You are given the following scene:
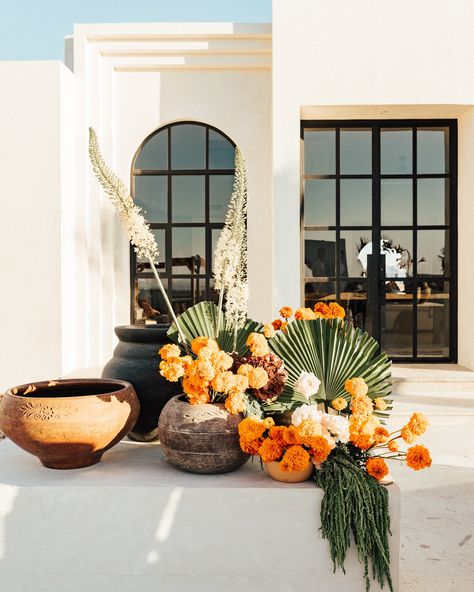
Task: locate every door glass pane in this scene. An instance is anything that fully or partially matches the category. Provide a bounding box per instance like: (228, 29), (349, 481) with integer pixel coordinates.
(171, 124), (206, 169)
(210, 175), (234, 222)
(417, 178), (448, 226)
(134, 176), (167, 223)
(134, 130), (168, 170)
(208, 130), (235, 169)
(172, 176), (205, 222)
(340, 231), (372, 277)
(340, 128), (372, 174)
(134, 278), (169, 324)
(304, 129), (336, 175)
(417, 229), (447, 276)
(381, 128), (412, 174)
(417, 279), (449, 357)
(381, 179), (412, 225)
(381, 230), (413, 279)
(339, 280), (367, 331)
(417, 127), (449, 174)
(172, 277), (206, 314)
(340, 179), (372, 226)
(304, 281), (336, 309)
(381, 292), (414, 358)
(136, 229), (166, 272)
(172, 227), (206, 274)
(304, 231), (336, 277)
(304, 179), (335, 226)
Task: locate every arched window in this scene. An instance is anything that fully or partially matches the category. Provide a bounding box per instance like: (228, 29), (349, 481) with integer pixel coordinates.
(131, 121), (236, 324)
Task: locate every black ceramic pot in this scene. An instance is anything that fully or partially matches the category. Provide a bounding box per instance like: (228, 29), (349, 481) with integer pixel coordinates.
(102, 325), (181, 442)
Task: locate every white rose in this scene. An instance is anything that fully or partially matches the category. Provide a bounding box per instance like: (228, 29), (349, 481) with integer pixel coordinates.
(321, 413), (350, 443)
(291, 403), (322, 426)
(294, 371), (321, 400)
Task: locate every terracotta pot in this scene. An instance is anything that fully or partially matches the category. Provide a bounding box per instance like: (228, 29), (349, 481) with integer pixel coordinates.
(102, 325), (181, 442)
(264, 460), (314, 483)
(0, 379), (140, 469)
(158, 395), (249, 474)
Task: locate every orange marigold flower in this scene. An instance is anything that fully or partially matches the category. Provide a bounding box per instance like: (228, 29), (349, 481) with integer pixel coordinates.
(374, 397), (388, 411)
(406, 445), (432, 471)
(352, 434), (374, 450)
(180, 355), (193, 369)
(225, 390), (246, 415)
(328, 302), (346, 319)
(191, 336), (219, 357)
(331, 397), (348, 412)
(239, 436), (262, 455)
(374, 426), (390, 444)
(283, 425), (302, 446)
(351, 394), (374, 417)
(313, 302), (330, 316)
(295, 418), (322, 440)
(401, 426), (417, 444)
(279, 306), (293, 319)
(310, 435), (333, 464)
(407, 412), (429, 436)
(237, 363), (252, 378)
(211, 371), (236, 394)
(210, 351), (234, 373)
(246, 332), (270, 357)
(272, 319), (283, 331)
(388, 440), (399, 452)
(238, 416), (267, 442)
(248, 367), (269, 389)
(345, 377), (369, 397)
(294, 307), (316, 321)
(258, 437), (283, 463)
(279, 445), (310, 472)
(280, 321), (289, 332)
(159, 343), (181, 361)
(366, 457), (389, 481)
(186, 359), (216, 384)
(263, 323), (276, 339)
(182, 377), (210, 403)
(269, 425), (287, 447)
(159, 358), (185, 382)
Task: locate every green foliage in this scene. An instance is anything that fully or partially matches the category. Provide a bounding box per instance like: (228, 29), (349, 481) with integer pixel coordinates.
(267, 318), (392, 413)
(167, 301), (261, 356)
(314, 447), (393, 592)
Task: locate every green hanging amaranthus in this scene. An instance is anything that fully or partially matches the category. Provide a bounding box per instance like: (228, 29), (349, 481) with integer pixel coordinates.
(314, 446), (393, 592)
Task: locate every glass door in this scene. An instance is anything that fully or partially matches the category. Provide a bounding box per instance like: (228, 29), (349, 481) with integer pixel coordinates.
(302, 121), (456, 362)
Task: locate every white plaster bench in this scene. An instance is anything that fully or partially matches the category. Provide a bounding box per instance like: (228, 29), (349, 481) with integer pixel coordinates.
(0, 439), (399, 592)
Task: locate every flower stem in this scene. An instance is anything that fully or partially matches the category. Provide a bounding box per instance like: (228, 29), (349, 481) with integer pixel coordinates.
(149, 260), (190, 354)
(216, 285), (225, 339)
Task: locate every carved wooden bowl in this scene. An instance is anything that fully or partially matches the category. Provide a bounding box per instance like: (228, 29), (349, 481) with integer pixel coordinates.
(158, 394), (249, 474)
(0, 379), (140, 469)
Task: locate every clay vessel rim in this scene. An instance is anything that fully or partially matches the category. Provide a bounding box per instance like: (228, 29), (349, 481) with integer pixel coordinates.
(4, 378), (133, 401)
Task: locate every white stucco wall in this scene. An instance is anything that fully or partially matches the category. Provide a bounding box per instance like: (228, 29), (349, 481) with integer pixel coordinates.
(0, 62), (73, 390)
(71, 23), (272, 374)
(272, 0), (474, 366)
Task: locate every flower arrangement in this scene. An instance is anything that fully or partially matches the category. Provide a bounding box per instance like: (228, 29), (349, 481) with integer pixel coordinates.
(238, 368), (431, 592)
(159, 333), (287, 414)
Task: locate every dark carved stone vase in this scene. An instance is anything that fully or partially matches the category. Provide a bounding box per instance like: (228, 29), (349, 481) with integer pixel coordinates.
(102, 325), (181, 442)
(158, 395), (249, 474)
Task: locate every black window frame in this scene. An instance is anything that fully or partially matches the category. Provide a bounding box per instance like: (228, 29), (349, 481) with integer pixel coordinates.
(301, 119), (458, 363)
(130, 121), (236, 322)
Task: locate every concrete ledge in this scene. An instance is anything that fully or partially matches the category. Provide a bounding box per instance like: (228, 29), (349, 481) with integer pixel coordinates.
(0, 440), (399, 592)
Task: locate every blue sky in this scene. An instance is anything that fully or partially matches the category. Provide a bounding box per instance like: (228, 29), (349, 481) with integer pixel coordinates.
(0, 0), (272, 61)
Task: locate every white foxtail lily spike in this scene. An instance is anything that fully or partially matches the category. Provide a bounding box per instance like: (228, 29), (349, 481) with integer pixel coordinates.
(88, 128), (189, 352)
(213, 147), (248, 348)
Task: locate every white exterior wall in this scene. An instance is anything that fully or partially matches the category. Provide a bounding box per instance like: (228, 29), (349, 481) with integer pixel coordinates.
(0, 62), (73, 391)
(272, 0), (474, 366)
(70, 23), (272, 375)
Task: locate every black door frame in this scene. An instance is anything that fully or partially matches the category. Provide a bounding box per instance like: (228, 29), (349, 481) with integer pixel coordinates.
(301, 119), (457, 363)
